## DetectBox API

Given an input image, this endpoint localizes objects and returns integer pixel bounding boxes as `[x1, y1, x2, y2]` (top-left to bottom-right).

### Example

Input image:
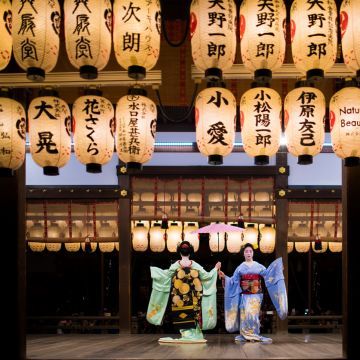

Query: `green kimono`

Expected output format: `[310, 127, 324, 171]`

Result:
[147, 261, 218, 340]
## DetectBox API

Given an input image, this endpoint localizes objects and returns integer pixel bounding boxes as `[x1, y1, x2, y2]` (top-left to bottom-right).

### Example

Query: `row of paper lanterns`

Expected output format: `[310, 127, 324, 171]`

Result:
[1, 0, 360, 83]
[288, 241, 342, 253]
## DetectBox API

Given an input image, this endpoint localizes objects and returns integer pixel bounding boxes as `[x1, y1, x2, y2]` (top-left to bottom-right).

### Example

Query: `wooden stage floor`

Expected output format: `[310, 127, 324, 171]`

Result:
[27, 333, 343, 360]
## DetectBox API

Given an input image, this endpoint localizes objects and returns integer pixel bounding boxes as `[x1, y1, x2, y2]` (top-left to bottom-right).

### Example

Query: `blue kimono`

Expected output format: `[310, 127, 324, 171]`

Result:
[224, 258, 287, 342]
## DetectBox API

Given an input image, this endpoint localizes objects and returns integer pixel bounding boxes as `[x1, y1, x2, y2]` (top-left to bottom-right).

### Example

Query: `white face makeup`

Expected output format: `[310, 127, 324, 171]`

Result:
[244, 247, 254, 261]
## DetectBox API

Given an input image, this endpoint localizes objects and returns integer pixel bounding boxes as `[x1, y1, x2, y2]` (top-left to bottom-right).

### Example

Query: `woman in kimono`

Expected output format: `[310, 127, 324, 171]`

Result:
[219, 243, 287, 343]
[147, 241, 221, 343]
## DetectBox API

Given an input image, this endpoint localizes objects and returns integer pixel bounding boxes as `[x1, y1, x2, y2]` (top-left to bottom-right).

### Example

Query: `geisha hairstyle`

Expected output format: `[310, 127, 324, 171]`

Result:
[242, 243, 255, 252]
[177, 240, 194, 257]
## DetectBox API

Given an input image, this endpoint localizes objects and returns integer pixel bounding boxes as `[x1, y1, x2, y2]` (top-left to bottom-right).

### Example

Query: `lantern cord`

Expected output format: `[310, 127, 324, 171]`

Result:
[161, 11, 190, 47]
[155, 83, 198, 123]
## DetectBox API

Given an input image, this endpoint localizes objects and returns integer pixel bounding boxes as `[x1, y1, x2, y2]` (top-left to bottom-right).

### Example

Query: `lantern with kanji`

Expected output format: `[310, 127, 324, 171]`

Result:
[330, 85, 360, 166]
[0, 0, 12, 71]
[240, 87, 282, 165]
[12, 0, 60, 80]
[0, 96, 26, 176]
[284, 86, 325, 164]
[240, 0, 286, 82]
[113, 0, 161, 80]
[73, 92, 114, 173]
[190, 0, 236, 80]
[116, 89, 157, 170]
[209, 233, 225, 252]
[290, 0, 337, 80]
[195, 87, 236, 165]
[64, 0, 112, 79]
[28, 91, 71, 175]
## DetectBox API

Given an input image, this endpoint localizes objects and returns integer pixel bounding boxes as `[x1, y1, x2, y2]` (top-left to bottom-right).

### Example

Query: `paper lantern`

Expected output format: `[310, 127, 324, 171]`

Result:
[98, 221, 116, 252]
[284, 86, 325, 164]
[259, 224, 275, 253]
[28, 222, 44, 239]
[99, 242, 115, 252]
[190, 0, 236, 80]
[73, 93, 114, 173]
[290, 0, 337, 80]
[239, 0, 286, 81]
[12, 0, 60, 80]
[240, 87, 282, 165]
[195, 87, 236, 165]
[295, 241, 310, 253]
[226, 224, 242, 253]
[113, 0, 161, 79]
[243, 223, 258, 249]
[65, 221, 81, 252]
[330, 86, 360, 166]
[0, 96, 26, 176]
[295, 222, 310, 237]
[312, 241, 328, 253]
[149, 222, 165, 252]
[28, 93, 71, 175]
[132, 222, 148, 251]
[47, 221, 64, 251]
[340, 0, 360, 79]
[183, 222, 199, 252]
[116, 90, 157, 169]
[65, 242, 81, 252]
[29, 242, 46, 252]
[64, 0, 112, 79]
[208, 192, 223, 203]
[287, 242, 294, 253]
[167, 222, 182, 253]
[329, 241, 342, 252]
[46, 243, 61, 252]
[209, 232, 225, 252]
[0, 0, 12, 70]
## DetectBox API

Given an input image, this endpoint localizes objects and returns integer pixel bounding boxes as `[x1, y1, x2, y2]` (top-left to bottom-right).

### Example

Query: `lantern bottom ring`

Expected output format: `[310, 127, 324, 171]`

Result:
[205, 68, 222, 81]
[86, 163, 102, 173]
[43, 166, 59, 176]
[254, 155, 269, 166]
[306, 69, 324, 82]
[126, 162, 143, 170]
[128, 66, 146, 80]
[80, 66, 98, 80]
[208, 155, 223, 165]
[298, 155, 313, 165]
[0, 167, 14, 177]
[344, 157, 360, 167]
[254, 69, 272, 84]
[27, 67, 45, 82]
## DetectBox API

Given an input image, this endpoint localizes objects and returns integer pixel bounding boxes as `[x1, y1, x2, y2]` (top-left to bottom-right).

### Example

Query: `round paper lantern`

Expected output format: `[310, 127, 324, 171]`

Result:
[259, 224, 275, 253]
[64, 0, 112, 79]
[46, 242, 61, 252]
[29, 242, 46, 252]
[167, 222, 182, 253]
[226, 224, 242, 253]
[98, 221, 116, 252]
[99, 242, 115, 252]
[73, 92, 114, 173]
[295, 241, 310, 253]
[183, 222, 199, 252]
[46, 221, 62, 252]
[0, 0, 12, 70]
[329, 241, 342, 252]
[209, 232, 225, 252]
[28, 222, 44, 239]
[149, 222, 165, 252]
[132, 222, 148, 251]
[340, 0, 360, 79]
[65, 221, 81, 252]
[290, 0, 337, 80]
[12, 0, 60, 80]
[330, 86, 360, 166]
[287, 242, 294, 253]
[81, 241, 97, 252]
[0, 96, 26, 176]
[195, 87, 236, 165]
[284, 86, 325, 164]
[312, 241, 328, 253]
[116, 89, 157, 170]
[190, 0, 236, 80]
[240, 87, 282, 165]
[65, 242, 81, 252]
[28, 93, 71, 175]
[243, 223, 258, 249]
[295, 222, 310, 237]
[113, 0, 161, 79]
[239, 0, 286, 81]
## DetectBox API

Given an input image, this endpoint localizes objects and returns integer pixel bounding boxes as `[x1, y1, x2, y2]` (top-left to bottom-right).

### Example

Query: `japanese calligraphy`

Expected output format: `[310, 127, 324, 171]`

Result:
[122, 2, 140, 22]
[123, 32, 140, 52]
[73, 0, 91, 14]
[207, 90, 229, 108]
[18, 0, 37, 14]
[253, 89, 272, 148]
[73, 14, 90, 35]
[207, 121, 228, 145]
[36, 131, 58, 154]
[21, 38, 38, 61]
[207, 42, 226, 58]
[18, 13, 36, 36]
[75, 36, 92, 59]
[82, 98, 100, 155]
[33, 101, 56, 120]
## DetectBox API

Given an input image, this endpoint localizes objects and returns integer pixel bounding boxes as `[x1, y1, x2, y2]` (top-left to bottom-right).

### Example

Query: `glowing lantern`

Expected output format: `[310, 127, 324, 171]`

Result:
[330, 86, 360, 166]
[240, 87, 282, 165]
[183, 222, 199, 252]
[28, 222, 44, 239]
[295, 222, 309, 237]
[46, 221, 63, 252]
[65, 242, 81, 252]
[64, 0, 112, 79]
[29, 242, 46, 252]
[0, 0, 12, 70]
[290, 0, 337, 80]
[259, 224, 275, 253]
[288, 242, 294, 253]
[132, 222, 148, 251]
[149, 222, 165, 252]
[113, 0, 161, 79]
[28, 92, 71, 175]
[73, 92, 114, 173]
[312, 241, 328, 253]
[0, 96, 26, 176]
[329, 242, 342, 252]
[284, 86, 325, 164]
[195, 87, 236, 165]
[116, 89, 157, 170]
[295, 241, 310, 252]
[243, 223, 258, 249]
[209, 232, 225, 252]
[226, 224, 242, 253]
[167, 222, 182, 253]
[65, 221, 81, 252]
[12, 0, 60, 80]
[239, 0, 286, 81]
[46, 243, 61, 252]
[190, 0, 236, 80]
[98, 221, 116, 252]
[99, 242, 115, 252]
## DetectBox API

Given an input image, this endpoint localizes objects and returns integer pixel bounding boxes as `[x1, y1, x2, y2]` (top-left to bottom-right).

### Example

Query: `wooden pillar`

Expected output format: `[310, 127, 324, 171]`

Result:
[342, 164, 360, 359]
[117, 163, 132, 333]
[0, 165, 26, 359]
[275, 150, 289, 333]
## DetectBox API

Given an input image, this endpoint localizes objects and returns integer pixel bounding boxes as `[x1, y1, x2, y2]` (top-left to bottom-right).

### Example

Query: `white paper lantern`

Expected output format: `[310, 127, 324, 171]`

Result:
[73, 94, 114, 173]
[116, 91, 157, 169]
[239, 0, 286, 81]
[12, 0, 60, 80]
[240, 87, 282, 165]
[0, 97, 26, 175]
[149, 223, 165, 252]
[295, 241, 310, 253]
[46, 242, 61, 252]
[259, 224, 275, 253]
[99, 242, 115, 252]
[195, 87, 236, 165]
[29, 242, 46, 252]
[0, 0, 12, 70]
[65, 242, 81, 252]
[183, 222, 199, 252]
[47, 221, 64, 239]
[284, 86, 325, 164]
[64, 0, 112, 79]
[243, 223, 259, 249]
[28, 222, 44, 239]
[28, 94, 71, 175]
[209, 232, 225, 252]
[190, 0, 236, 80]
[290, 0, 337, 80]
[132, 222, 148, 251]
[312, 241, 328, 253]
[329, 241, 342, 252]
[226, 224, 242, 253]
[295, 222, 310, 237]
[287, 242, 294, 253]
[113, 0, 161, 79]
[167, 222, 182, 253]
[330, 86, 360, 166]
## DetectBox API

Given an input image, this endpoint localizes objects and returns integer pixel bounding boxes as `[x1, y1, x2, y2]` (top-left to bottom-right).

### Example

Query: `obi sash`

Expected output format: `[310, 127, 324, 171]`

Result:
[240, 274, 262, 294]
